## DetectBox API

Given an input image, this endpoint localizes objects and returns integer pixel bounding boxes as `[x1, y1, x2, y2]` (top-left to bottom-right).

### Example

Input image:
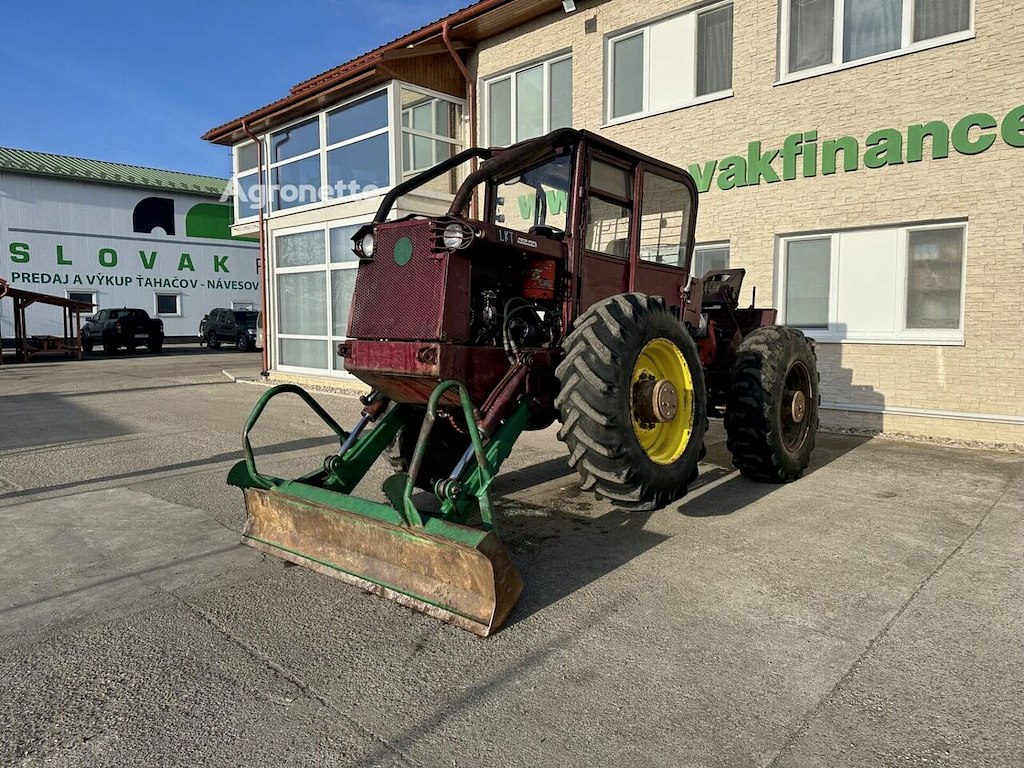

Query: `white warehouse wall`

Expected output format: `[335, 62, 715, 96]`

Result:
[0, 172, 260, 339]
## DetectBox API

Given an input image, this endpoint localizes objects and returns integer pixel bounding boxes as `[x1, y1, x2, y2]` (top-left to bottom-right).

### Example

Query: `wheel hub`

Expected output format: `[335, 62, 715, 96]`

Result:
[787, 389, 806, 423]
[629, 337, 695, 466]
[633, 376, 678, 425]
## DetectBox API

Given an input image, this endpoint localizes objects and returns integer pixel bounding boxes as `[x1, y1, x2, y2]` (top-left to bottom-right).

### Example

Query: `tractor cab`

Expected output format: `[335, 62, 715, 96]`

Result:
[342, 129, 702, 409]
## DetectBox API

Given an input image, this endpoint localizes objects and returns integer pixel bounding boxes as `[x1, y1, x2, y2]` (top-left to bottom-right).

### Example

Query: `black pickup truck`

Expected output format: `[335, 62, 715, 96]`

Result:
[81, 308, 164, 354]
[199, 308, 259, 351]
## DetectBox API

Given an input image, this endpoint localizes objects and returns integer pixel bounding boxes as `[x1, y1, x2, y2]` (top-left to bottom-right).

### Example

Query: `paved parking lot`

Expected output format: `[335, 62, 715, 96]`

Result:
[1, 347, 1022, 767]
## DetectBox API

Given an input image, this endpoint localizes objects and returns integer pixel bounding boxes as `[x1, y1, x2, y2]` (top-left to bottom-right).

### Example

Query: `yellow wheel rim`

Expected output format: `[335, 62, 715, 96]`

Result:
[630, 338, 695, 465]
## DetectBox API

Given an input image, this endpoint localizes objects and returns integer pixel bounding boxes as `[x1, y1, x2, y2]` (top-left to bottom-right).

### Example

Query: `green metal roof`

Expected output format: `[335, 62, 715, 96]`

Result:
[0, 146, 230, 196]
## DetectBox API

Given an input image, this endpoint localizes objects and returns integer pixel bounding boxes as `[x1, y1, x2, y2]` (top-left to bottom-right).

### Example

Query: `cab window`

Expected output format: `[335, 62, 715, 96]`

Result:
[584, 158, 633, 258]
[492, 154, 571, 234]
[638, 172, 692, 267]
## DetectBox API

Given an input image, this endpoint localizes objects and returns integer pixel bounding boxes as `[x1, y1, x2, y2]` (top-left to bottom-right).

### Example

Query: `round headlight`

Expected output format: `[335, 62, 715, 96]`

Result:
[360, 232, 375, 258]
[443, 222, 469, 250]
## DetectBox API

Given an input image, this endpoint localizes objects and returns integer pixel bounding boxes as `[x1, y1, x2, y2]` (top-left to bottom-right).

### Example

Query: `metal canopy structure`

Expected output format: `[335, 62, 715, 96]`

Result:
[0, 278, 93, 363]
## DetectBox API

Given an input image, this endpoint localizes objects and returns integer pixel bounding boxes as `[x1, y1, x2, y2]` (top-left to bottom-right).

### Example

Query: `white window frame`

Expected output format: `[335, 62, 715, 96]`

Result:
[483, 52, 572, 147]
[271, 222, 332, 376]
[323, 88, 392, 207]
[269, 216, 368, 378]
[604, 1, 734, 126]
[231, 83, 466, 224]
[399, 84, 464, 179]
[267, 114, 325, 216]
[153, 292, 182, 318]
[326, 220, 364, 376]
[777, 0, 976, 84]
[775, 221, 968, 345]
[233, 140, 263, 223]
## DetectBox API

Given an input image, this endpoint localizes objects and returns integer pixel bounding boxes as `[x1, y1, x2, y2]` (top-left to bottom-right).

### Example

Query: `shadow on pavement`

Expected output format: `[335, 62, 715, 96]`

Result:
[0, 435, 336, 501]
[0, 392, 133, 451]
[491, 428, 873, 626]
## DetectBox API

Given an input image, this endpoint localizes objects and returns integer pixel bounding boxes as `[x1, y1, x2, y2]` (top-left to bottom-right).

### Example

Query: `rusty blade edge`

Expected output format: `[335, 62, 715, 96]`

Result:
[243, 537, 496, 637]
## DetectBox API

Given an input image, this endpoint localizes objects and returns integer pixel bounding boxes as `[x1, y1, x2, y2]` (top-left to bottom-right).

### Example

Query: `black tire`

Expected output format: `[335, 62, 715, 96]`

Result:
[555, 293, 707, 511]
[725, 326, 819, 482]
[388, 408, 470, 493]
[81, 333, 93, 354]
[103, 341, 117, 354]
[147, 340, 163, 354]
[206, 332, 220, 349]
[236, 335, 251, 352]
[127, 343, 137, 352]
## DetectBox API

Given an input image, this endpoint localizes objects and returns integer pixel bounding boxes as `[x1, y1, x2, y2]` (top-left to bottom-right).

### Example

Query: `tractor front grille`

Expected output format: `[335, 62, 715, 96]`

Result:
[348, 220, 448, 341]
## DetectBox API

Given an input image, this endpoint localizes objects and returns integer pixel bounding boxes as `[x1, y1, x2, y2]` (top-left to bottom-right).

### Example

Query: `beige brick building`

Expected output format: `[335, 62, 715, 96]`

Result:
[205, 0, 1024, 445]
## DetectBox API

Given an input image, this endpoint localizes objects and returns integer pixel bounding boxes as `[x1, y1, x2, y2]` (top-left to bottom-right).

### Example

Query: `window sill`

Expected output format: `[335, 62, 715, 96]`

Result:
[803, 332, 964, 347]
[601, 91, 733, 129]
[775, 30, 974, 86]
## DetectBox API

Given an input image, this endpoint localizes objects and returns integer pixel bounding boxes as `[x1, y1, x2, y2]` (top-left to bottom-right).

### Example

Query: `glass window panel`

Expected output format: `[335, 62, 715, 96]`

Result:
[493, 155, 572, 233]
[327, 91, 388, 146]
[586, 197, 632, 258]
[549, 58, 573, 131]
[271, 157, 321, 211]
[327, 133, 390, 197]
[906, 227, 964, 329]
[237, 171, 263, 218]
[488, 78, 512, 146]
[435, 101, 456, 138]
[697, 5, 734, 96]
[693, 246, 730, 277]
[789, 0, 835, 72]
[844, 0, 903, 61]
[412, 134, 433, 171]
[516, 65, 544, 141]
[612, 34, 644, 118]
[275, 230, 325, 269]
[785, 238, 831, 327]
[914, 0, 970, 41]
[329, 223, 363, 263]
[278, 338, 329, 369]
[237, 142, 258, 172]
[331, 268, 358, 337]
[402, 133, 412, 173]
[68, 291, 95, 306]
[276, 271, 327, 336]
[436, 141, 455, 162]
[591, 160, 632, 199]
[155, 294, 179, 314]
[411, 103, 433, 132]
[638, 173, 691, 266]
[270, 118, 319, 163]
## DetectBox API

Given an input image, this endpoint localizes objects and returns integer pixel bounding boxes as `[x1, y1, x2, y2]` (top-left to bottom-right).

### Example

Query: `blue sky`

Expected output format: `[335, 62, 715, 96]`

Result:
[0, 0, 466, 178]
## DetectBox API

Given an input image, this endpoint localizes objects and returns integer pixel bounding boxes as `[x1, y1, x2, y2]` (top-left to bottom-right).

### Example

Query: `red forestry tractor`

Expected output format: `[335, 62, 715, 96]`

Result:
[228, 128, 819, 635]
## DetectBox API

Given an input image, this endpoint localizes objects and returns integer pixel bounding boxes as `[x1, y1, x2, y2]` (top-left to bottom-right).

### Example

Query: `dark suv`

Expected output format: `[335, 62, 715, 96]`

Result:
[200, 308, 259, 351]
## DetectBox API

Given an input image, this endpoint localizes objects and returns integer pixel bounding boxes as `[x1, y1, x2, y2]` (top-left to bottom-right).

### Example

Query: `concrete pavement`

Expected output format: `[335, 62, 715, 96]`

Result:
[1, 347, 1021, 767]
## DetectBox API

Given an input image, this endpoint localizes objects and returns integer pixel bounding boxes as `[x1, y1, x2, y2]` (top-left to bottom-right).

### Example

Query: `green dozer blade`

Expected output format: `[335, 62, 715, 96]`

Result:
[240, 485, 522, 636]
[229, 382, 530, 637]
